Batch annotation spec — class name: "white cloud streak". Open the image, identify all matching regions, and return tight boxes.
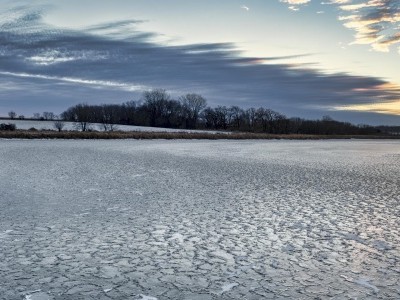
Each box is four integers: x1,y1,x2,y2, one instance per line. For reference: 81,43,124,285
0,71,148,92
281,0,311,4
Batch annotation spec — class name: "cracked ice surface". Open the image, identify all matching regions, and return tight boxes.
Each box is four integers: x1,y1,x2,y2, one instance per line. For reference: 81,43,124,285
0,140,399,299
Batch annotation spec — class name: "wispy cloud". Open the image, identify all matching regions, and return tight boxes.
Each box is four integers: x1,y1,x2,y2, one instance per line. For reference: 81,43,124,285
281,0,311,4
281,0,311,11
1,4,399,123
283,0,400,54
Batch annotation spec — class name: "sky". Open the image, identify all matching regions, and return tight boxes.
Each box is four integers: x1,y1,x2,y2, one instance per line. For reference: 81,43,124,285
0,0,399,125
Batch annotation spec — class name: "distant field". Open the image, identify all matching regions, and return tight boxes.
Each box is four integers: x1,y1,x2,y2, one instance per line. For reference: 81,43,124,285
0,119,228,134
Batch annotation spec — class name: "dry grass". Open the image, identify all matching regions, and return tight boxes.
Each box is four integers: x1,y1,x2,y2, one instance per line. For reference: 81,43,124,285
0,129,398,140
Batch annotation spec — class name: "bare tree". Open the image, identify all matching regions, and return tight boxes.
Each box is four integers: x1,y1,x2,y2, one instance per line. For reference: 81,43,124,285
33,113,41,120
228,106,244,130
53,119,65,132
202,106,229,129
75,104,93,131
180,93,207,129
101,104,119,131
162,99,184,128
8,111,16,119
122,101,136,124
202,107,217,129
246,108,257,131
42,112,55,120
255,108,274,132
214,106,229,129
62,104,93,131
143,89,171,127
288,117,303,134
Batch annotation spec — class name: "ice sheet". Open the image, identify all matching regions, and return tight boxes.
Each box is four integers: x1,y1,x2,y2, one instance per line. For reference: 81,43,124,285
0,139,399,299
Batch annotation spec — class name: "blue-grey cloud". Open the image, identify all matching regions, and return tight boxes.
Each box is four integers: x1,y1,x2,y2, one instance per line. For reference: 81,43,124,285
1,4,399,124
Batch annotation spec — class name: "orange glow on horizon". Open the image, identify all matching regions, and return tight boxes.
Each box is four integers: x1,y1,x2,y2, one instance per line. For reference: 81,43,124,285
336,100,400,115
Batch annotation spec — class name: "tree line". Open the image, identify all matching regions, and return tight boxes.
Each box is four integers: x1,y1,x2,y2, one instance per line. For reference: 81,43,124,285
59,89,381,135
7,110,57,121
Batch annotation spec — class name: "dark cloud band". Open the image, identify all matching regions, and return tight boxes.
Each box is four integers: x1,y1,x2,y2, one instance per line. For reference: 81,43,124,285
1,4,399,124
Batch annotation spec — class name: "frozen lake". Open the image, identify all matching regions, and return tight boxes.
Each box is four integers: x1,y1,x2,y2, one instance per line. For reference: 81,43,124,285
0,140,399,299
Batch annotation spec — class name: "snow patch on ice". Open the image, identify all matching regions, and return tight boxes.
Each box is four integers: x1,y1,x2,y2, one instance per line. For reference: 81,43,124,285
107,206,121,211
24,291,52,300
138,295,158,300
0,229,13,239
219,283,239,294
170,233,184,244
131,174,145,178
152,229,166,236
210,250,235,264
77,212,90,217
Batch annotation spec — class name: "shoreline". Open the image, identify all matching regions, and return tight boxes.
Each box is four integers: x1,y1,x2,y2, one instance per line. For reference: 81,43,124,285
0,130,399,140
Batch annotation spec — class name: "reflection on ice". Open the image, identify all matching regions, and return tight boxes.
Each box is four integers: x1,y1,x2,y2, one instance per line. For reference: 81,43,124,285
341,275,380,294
353,278,380,294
